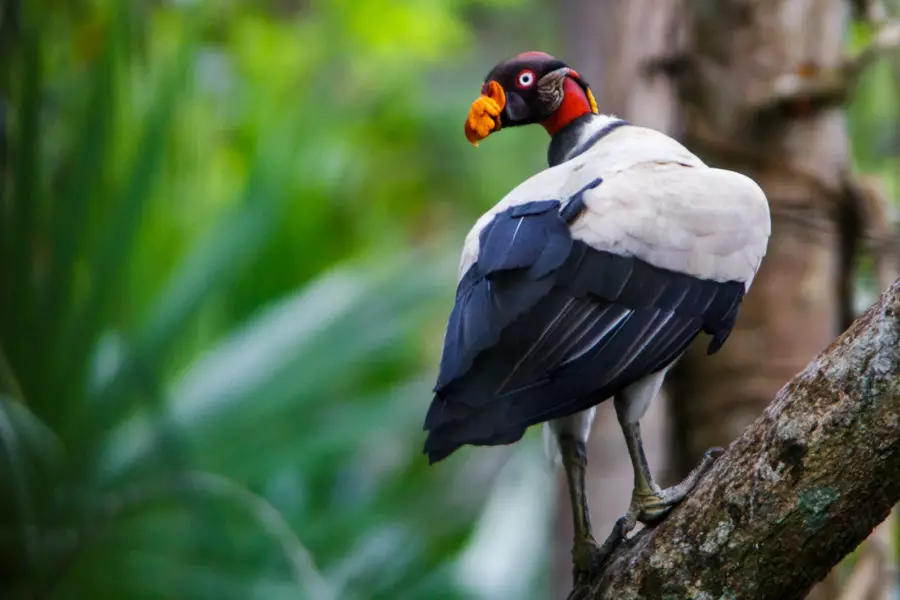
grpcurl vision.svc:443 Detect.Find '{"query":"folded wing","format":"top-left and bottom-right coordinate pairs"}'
top-left (424, 162), bottom-right (768, 463)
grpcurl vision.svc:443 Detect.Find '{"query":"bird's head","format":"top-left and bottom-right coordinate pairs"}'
top-left (464, 51), bottom-right (599, 146)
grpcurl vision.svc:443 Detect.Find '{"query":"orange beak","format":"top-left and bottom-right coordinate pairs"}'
top-left (464, 81), bottom-right (506, 146)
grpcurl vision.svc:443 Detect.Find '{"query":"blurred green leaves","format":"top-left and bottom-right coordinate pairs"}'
top-left (847, 19), bottom-right (900, 184)
top-left (0, 0), bottom-right (554, 599)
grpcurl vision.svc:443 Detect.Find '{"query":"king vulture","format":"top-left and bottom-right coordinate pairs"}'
top-left (422, 51), bottom-right (771, 581)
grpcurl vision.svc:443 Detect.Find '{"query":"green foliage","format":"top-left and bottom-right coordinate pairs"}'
top-left (847, 20), bottom-right (900, 189)
top-left (0, 1), bottom-right (556, 598)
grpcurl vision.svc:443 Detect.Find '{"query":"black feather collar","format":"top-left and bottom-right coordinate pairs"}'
top-left (547, 115), bottom-right (629, 168)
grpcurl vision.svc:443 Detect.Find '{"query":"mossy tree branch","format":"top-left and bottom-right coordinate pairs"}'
top-left (570, 279), bottom-right (900, 600)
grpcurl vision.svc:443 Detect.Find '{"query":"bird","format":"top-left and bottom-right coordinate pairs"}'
top-left (422, 51), bottom-right (771, 582)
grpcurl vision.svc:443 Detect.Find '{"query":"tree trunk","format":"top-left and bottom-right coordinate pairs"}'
top-left (568, 279), bottom-right (900, 600)
top-left (553, 1), bottom-right (899, 598)
top-left (667, 2), bottom-right (898, 598)
top-left (668, 0), bottom-right (847, 483)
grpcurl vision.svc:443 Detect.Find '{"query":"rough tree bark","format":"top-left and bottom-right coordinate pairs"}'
top-left (567, 279), bottom-right (900, 600)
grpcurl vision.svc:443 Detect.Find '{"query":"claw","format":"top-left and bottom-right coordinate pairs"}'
top-left (571, 514), bottom-right (640, 585)
top-left (571, 535), bottom-right (615, 585)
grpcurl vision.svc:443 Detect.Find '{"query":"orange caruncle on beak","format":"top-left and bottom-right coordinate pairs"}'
top-left (464, 81), bottom-right (506, 147)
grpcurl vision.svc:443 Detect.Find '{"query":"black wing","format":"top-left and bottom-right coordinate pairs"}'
top-left (423, 200), bottom-right (744, 463)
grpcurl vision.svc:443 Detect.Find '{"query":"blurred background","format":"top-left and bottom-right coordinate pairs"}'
top-left (0, 1), bottom-right (898, 599)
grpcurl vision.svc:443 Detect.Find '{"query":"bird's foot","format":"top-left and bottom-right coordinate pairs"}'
top-left (570, 452), bottom-right (724, 586)
top-left (630, 446), bottom-right (725, 529)
top-left (571, 535), bottom-right (617, 586)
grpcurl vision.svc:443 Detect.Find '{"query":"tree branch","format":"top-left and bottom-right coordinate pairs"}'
top-left (569, 279), bottom-right (900, 600)
top-left (751, 20), bottom-right (900, 118)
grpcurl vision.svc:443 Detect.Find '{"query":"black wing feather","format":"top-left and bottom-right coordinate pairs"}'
top-left (424, 200), bottom-right (746, 463)
top-left (432, 201), bottom-right (573, 397)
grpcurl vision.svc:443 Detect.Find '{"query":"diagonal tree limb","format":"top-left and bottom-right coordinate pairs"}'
top-left (569, 278), bottom-right (900, 600)
top-left (647, 19), bottom-right (900, 125)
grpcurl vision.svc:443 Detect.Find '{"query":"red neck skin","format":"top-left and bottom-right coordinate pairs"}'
top-left (540, 77), bottom-right (593, 136)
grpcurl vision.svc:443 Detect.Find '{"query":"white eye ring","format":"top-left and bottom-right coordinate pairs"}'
top-left (517, 70), bottom-right (535, 88)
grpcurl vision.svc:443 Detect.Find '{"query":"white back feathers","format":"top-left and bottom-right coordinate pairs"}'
top-left (459, 124), bottom-right (771, 290)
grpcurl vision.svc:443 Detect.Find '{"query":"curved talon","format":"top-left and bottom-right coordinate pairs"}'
top-left (601, 515), bottom-right (632, 549)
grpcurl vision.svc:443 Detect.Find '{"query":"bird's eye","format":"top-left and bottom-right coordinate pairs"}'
top-left (516, 70), bottom-right (535, 89)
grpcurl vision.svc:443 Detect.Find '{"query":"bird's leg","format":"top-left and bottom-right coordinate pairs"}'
top-left (614, 394), bottom-right (723, 534)
top-left (558, 434), bottom-right (617, 584)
